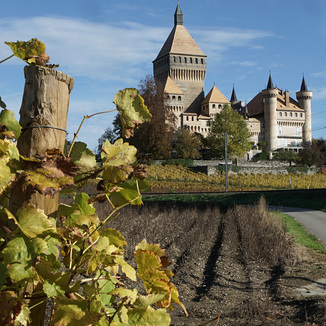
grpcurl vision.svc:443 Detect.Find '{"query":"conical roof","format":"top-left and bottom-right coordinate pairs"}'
top-left (267, 73), bottom-right (274, 89)
top-left (202, 86), bottom-right (230, 105)
top-left (164, 76), bottom-right (184, 95)
top-left (300, 75), bottom-right (308, 91)
top-left (155, 25), bottom-right (205, 60)
top-left (230, 85), bottom-right (237, 102)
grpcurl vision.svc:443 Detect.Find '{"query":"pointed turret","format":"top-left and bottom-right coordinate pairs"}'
top-left (296, 76), bottom-right (313, 145)
top-left (230, 85), bottom-right (237, 102)
top-left (267, 73), bottom-right (274, 89)
top-left (174, 2), bottom-right (183, 26)
top-left (300, 75), bottom-right (308, 91)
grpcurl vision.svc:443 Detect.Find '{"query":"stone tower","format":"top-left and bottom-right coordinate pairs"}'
top-left (262, 74), bottom-right (279, 152)
top-left (153, 3), bottom-right (207, 114)
top-left (296, 76), bottom-right (313, 145)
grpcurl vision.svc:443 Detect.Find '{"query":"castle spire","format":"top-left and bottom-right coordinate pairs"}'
top-left (267, 72), bottom-right (274, 89)
top-left (300, 75), bottom-right (308, 91)
top-left (174, 1), bottom-right (183, 26)
top-left (230, 84), bottom-right (238, 102)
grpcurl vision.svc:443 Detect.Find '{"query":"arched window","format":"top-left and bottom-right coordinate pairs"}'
top-left (178, 96), bottom-right (181, 101)
top-left (190, 58), bottom-right (193, 63)
top-left (201, 58), bottom-right (204, 64)
top-left (172, 96), bottom-right (176, 100)
top-left (173, 56), bottom-right (176, 62)
top-left (179, 57), bottom-right (181, 62)
top-left (184, 57), bottom-right (187, 63)
top-left (212, 104), bottom-right (216, 108)
top-left (195, 58), bottom-right (198, 64)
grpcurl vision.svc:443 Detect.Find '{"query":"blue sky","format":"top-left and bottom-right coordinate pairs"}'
top-left (1, 0), bottom-right (326, 151)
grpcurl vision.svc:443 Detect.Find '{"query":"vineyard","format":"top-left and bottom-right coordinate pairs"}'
top-left (146, 164), bottom-right (326, 192)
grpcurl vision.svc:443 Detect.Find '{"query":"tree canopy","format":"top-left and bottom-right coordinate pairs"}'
top-left (206, 104), bottom-right (251, 158)
top-left (174, 128), bottom-right (202, 159)
top-left (128, 75), bottom-right (175, 161)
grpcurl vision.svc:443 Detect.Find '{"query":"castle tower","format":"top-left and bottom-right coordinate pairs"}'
top-left (296, 76), bottom-right (313, 145)
top-left (262, 73), bottom-right (279, 151)
top-left (153, 3), bottom-right (207, 114)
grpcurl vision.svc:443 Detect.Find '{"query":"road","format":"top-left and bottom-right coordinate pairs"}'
top-left (269, 206), bottom-right (326, 247)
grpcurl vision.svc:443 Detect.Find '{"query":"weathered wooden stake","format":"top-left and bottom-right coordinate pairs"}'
top-left (9, 65), bottom-right (74, 326)
top-left (10, 65), bottom-right (74, 216)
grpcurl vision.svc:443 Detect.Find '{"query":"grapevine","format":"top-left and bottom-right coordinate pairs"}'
top-left (0, 39), bottom-right (186, 325)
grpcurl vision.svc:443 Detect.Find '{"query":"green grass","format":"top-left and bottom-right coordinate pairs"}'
top-left (276, 212), bottom-right (326, 254)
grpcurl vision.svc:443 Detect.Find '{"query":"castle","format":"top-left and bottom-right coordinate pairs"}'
top-left (153, 3), bottom-right (312, 153)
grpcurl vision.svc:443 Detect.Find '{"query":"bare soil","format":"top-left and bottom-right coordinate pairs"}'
top-left (101, 199), bottom-right (326, 326)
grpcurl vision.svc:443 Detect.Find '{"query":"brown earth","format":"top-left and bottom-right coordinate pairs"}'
top-left (101, 199), bottom-right (326, 326)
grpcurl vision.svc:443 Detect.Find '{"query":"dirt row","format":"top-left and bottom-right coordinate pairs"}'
top-left (104, 201), bottom-right (326, 326)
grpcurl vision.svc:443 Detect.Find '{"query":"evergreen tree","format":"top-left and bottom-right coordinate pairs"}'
top-left (206, 104), bottom-right (251, 158)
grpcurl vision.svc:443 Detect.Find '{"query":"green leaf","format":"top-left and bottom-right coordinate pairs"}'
top-left (135, 293), bottom-right (166, 309)
top-left (2, 236), bottom-right (34, 282)
top-left (6, 205), bottom-right (55, 238)
top-left (100, 228), bottom-right (127, 248)
top-left (102, 164), bottom-right (133, 184)
top-left (114, 256), bottom-right (137, 281)
top-left (14, 304), bottom-right (31, 326)
top-left (43, 279), bottom-right (65, 298)
top-left (0, 97), bottom-right (6, 109)
top-left (51, 300), bottom-right (101, 326)
top-left (0, 158), bottom-right (14, 194)
top-left (0, 139), bottom-right (20, 161)
top-left (0, 109), bottom-right (21, 139)
top-left (109, 178), bottom-right (144, 207)
top-left (75, 193), bottom-right (95, 215)
top-left (5, 38), bottom-right (46, 63)
top-left (110, 288), bottom-right (137, 304)
top-left (113, 88), bottom-right (152, 138)
top-left (69, 142), bottom-right (97, 172)
top-left (101, 138), bottom-right (137, 166)
top-left (124, 306), bottom-right (170, 326)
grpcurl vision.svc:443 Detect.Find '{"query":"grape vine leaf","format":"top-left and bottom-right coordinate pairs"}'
top-left (109, 178), bottom-right (150, 207)
top-left (51, 300), bottom-right (102, 326)
top-left (2, 236), bottom-right (34, 282)
top-left (0, 109), bottom-right (21, 139)
top-left (113, 88), bottom-right (152, 138)
top-left (134, 240), bottom-right (187, 315)
top-left (0, 159), bottom-right (15, 194)
top-left (69, 141), bottom-right (97, 172)
top-left (6, 205), bottom-right (55, 238)
top-left (101, 138), bottom-right (137, 166)
top-left (5, 38), bottom-right (49, 65)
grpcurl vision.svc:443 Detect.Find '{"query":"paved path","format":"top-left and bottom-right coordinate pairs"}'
top-left (269, 206), bottom-right (326, 247)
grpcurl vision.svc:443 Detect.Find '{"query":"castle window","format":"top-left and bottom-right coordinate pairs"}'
top-left (290, 113), bottom-right (293, 117)
top-left (201, 58), bottom-right (204, 64)
top-left (285, 112), bottom-right (287, 117)
top-left (279, 112), bottom-right (282, 117)
top-left (179, 56), bottom-right (181, 62)
top-left (218, 104), bottom-right (222, 108)
top-left (184, 57), bottom-right (187, 63)
top-left (192, 116), bottom-right (194, 121)
top-left (295, 113), bottom-right (298, 117)
top-left (173, 56), bottom-right (176, 62)
top-left (186, 116), bottom-right (189, 121)
top-left (195, 58), bottom-right (198, 64)
top-left (172, 96), bottom-right (176, 100)
top-left (212, 104), bottom-right (216, 108)
top-left (300, 113), bottom-right (303, 117)
top-left (190, 58), bottom-right (193, 63)
top-left (178, 96), bottom-right (181, 101)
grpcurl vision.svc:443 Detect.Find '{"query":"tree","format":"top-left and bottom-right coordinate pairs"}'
top-left (298, 145), bottom-right (323, 167)
top-left (128, 75), bottom-right (175, 161)
top-left (273, 150), bottom-right (298, 166)
top-left (174, 128), bottom-right (202, 159)
top-left (206, 104), bottom-right (251, 158)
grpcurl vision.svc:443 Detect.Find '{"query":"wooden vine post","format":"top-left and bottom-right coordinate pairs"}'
top-left (9, 65), bottom-right (74, 326)
top-left (10, 65), bottom-right (74, 216)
